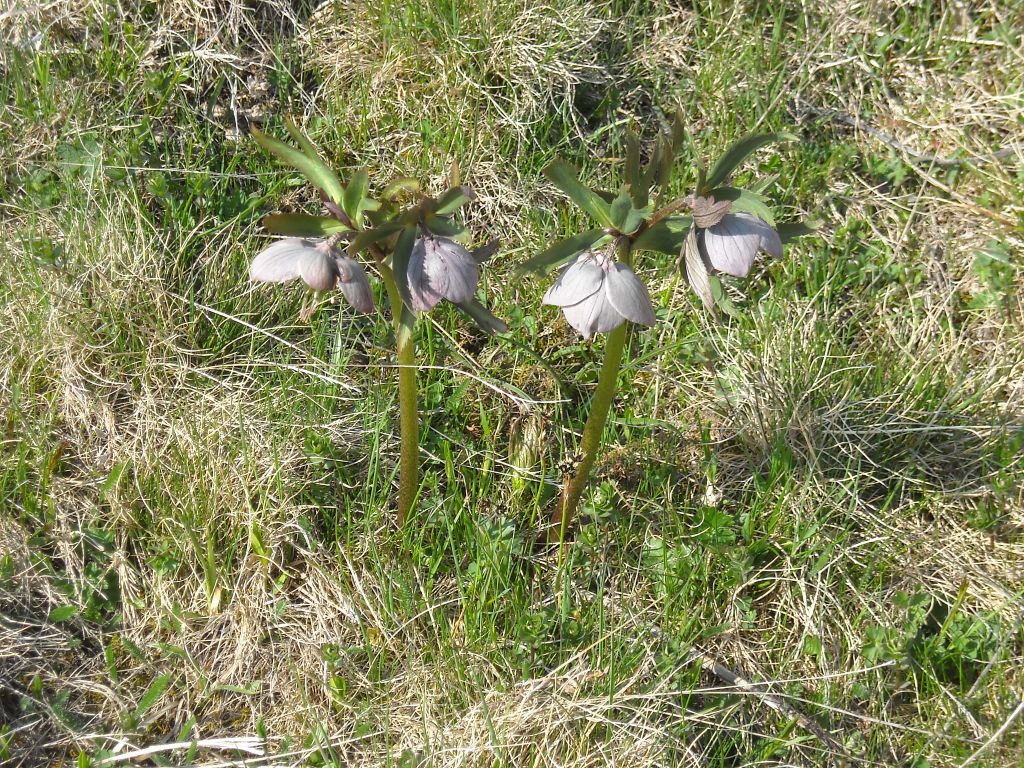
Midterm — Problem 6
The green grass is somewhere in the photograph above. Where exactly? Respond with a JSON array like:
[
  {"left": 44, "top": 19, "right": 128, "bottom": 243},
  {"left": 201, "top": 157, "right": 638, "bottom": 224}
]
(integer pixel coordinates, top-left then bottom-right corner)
[{"left": 2, "top": 1, "right": 1023, "bottom": 766}]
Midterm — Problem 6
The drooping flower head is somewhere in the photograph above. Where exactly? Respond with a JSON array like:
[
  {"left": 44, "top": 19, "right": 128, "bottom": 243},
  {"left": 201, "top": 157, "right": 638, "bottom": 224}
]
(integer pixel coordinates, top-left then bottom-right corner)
[
  {"left": 682, "top": 195, "right": 782, "bottom": 309},
  {"left": 406, "top": 234, "right": 480, "bottom": 312},
  {"left": 249, "top": 237, "right": 375, "bottom": 313},
  {"left": 543, "top": 249, "right": 656, "bottom": 339}
]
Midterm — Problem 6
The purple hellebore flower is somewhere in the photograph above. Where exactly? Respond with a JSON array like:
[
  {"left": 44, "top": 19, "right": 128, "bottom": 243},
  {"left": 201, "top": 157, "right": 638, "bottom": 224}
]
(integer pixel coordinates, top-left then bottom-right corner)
[
  {"left": 406, "top": 234, "right": 479, "bottom": 312},
  {"left": 699, "top": 212, "right": 782, "bottom": 278},
  {"left": 682, "top": 195, "right": 783, "bottom": 310},
  {"left": 543, "top": 250, "right": 656, "bottom": 339},
  {"left": 249, "top": 237, "right": 375, "bottom": 314}
]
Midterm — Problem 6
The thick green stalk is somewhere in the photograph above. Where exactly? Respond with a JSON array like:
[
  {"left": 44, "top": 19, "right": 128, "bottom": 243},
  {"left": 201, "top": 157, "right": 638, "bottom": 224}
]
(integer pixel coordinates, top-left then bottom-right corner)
[
  {"left": 380, "top": 265, "right": 419, "bottom": 527},
  {"left": 549, "top": 241, "right": 632, "bottom": 545}
]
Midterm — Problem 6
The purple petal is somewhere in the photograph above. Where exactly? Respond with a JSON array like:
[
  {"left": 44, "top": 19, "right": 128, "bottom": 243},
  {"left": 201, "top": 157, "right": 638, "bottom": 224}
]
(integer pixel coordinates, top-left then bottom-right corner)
[
  {"left": 561, "top": 291, "right": 624, "bottom": 339},
  {"left": 430, "top": 238, "right": 479, "bottom": 305},
  {"left": 298, "top": 248, "right": 340, "bottom": 292},
  {"left": 756, "top": 218, "right": 783, "bottom": 259},
  {"left": 408, "top": 237, "right": 479, "bottom": 311},
  {"left": 249, "top": 238, "right": 321, "bottom": 283},
  {"left": 336, "top": 256, "right": 375, "bottom": 313},
  {"left": 603, "top": 263, "right": 655, "bottom": 326},
  {"left": 681, "top": 225, "right": 714, "bottom": 310},
  {"left": 407, "top": 237, "right": 443, "bottom": 312},
  {"left": 701, "top": 213, "right": 781, "bottom": 277},
  {"left": 542, "top": 253, "right": 604, "bottom": 307}
]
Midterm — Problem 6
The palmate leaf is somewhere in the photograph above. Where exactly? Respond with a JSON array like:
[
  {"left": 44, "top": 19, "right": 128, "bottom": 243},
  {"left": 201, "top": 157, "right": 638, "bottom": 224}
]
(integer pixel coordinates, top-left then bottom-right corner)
[
  {"left": 516, "top": 229, "right": 612, "bottom": 276},
  {"left": 670, "top": 109, "right": 687, "bottom": 155},
  {"left": 704, "top": 132, "right": 797, "bottom": 191},
  {"left": 632, "top": 215, "right": 692, "bottom": 255},
  {"left": 610, "top": 189, "right": 632, "bottom": 230},
  {"left": 639, "top": 136, "right": 665, "bottom": 194},
  {"left": 252, "top": 128, "right": 346, "bottom": 205},
  {"left": 709, "top": 186, "right": 776, "bottom": 226},
  {"left": 544, "top": 160, "right": 613, "bottom": 227},
  {"left": 263, "top": 213, "right": 350, "bottom": 237}
]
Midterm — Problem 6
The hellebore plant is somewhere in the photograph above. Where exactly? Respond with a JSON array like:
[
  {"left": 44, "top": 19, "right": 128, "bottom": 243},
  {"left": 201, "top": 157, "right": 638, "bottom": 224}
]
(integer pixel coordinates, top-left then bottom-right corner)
[
  {"left": 522, "top": 116, "right": 815, "bottom": 546},
  {"left": 248, "top": 120, "right": 506, "bottom": 527}
]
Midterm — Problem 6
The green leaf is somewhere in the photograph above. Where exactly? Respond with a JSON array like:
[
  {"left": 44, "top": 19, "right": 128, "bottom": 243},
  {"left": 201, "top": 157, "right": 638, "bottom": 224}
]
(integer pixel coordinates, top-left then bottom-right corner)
[
  {"left": 632, "top": 215, "right": 692, "bottom": 255},
  {"left": 456, "top": 299, "right": 508, "bottom": 335},
  {"left": 621, "top": 204, "right": 651, "bottom": 236},
  {"left": 284, "top": 117, "right": 321, "bottom": 163},
  {"left": 609, "top": 187, "right": 651, "bottom": 235},
  {"left": 610, "top": 188, "right": 632, "bottom": 231},
  {"left": 656, "top": 134, "right": 675, "bottom": 189},
  {"left": 263, "top": 213, "right": 349, "bottom": 237},
  {"left": 252, "top": 128, "right": 346, "bottom": 205},
  {"left": 344, "top": 168, "right": 369, "bottom": 222},
  {"left": 710, "top": 275, "right": 742, "bottom": 318},
  {"left": 348, "top": 222, "right": 404, "bottom": 255},
  {"left": 777, "top": 219, "right": 821, "bottom": 243},
  {"left": 135, "top": 673, "right": 172, "bottom": 721},
  {"left": 709, "top": 186, "right": 775, "bottom": 226},
  {"left": 424, "top": 216, "right": 468, "bottom": 239},
  {"left": 99, "top": 461, "right": 127, "bottom": 497},
  {"left": 544, "top": 160, "right": 613, "bottom": 226},
  {"left": 625, "top": 131, "right": 644, "bottom": 206},
  {"left": 434, "top": 185, "right": 476, "bottom": 215},
  {"left": 390, "top": 226, "right": 417, "bottom": 310},
  {"left": 671, "top": 109, "right": 687, "bottom": 155},
  {"left": 640, "top": 137, "right": 665, "bottom": 193},
  {"left": 516, "top": 229, "right": 612, "bottom": 275},
  {"left": 48, "top": 605, "right": 78, "bottom": 623},
  {"left": 704, "top": 132, "right": 797, "bottom": 191},
  {"left": 381, "top": 177, "right": 420, "bottom": 200}
]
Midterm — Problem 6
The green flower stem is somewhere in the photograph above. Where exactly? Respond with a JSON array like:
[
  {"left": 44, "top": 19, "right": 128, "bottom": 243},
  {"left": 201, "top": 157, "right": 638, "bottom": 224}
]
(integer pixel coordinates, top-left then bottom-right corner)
[
  {"left": 379, "top": 264, "right": 418, "bottom": 528},
  {"left": 549, "top": 240, "right": 633, "bottom": 545}
]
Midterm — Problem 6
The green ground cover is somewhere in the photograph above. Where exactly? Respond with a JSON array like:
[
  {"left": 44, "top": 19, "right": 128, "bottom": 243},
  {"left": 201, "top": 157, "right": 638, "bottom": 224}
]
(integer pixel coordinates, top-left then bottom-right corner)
[{"left": 1, "top": 1, "right": 1022, "bottom": 765}]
